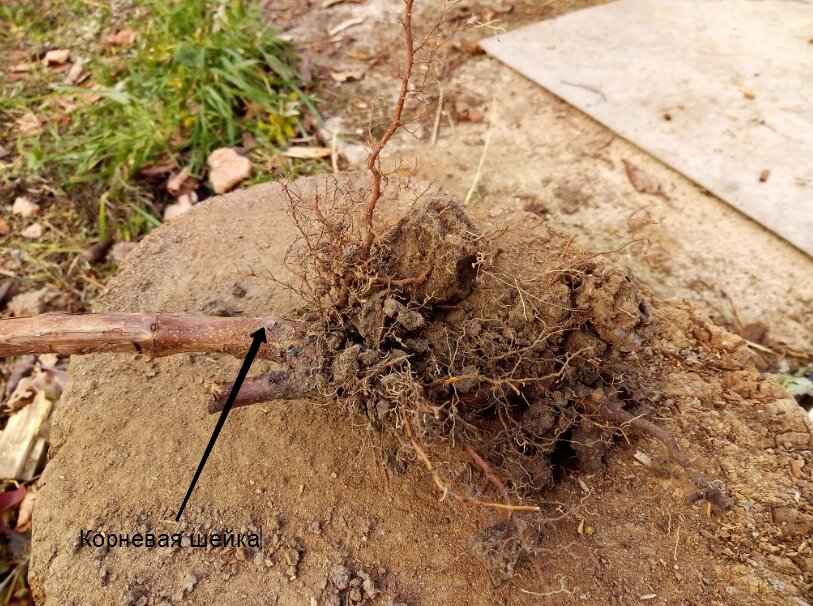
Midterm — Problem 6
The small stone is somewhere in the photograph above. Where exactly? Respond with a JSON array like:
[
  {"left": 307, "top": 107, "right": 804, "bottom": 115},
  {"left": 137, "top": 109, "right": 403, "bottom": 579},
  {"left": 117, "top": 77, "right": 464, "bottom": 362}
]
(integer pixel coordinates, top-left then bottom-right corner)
[
  {"left": 44, "top": 49, "right": 71, "bottom": 65},
  {"left": 21, "top": 222, "right": 43, "bottom": 239},
  {"left": 182, "top": 572, "right": 198, "bottom": 594},
  {"left": 207, "top": 147, "right": 252, "bottom": 194},
  {"left": 348, "top": 586, "right": 363, "bottom": 603},
  {"left": 12, "top": 196, "right": 40, "bottom": 218},
  {"left": 0, "top": 219, "right": 9, "bottom": 236},
  {"left": 329, "top": 564, "right": 351, "bottom": 590}
]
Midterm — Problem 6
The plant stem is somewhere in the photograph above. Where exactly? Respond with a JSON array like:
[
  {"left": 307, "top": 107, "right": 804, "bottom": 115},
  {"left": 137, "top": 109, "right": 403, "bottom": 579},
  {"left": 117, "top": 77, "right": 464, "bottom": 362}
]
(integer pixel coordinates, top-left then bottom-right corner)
[{"left": 0, "top": 313, "right": 307, "bottom": 361}]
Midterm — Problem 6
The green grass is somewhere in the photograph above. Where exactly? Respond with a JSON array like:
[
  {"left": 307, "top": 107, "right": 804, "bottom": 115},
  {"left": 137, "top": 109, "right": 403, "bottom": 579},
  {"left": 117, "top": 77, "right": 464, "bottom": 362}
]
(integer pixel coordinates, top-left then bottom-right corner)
[{"left": 2, "top": 0, "right": 318, "bottom": 239}]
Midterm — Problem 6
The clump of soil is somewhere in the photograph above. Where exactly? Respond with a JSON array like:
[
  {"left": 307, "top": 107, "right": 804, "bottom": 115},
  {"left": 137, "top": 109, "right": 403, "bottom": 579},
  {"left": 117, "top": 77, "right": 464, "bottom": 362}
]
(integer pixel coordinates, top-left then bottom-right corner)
[{"left": 282, "top": 183, "right": 731, "bottom": 577}]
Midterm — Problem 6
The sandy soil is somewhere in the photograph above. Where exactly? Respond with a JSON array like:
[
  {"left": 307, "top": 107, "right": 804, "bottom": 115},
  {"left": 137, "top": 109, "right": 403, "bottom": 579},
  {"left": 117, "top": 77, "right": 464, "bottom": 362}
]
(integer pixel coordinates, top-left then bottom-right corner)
[{"left": 29, "top": 176, "right": 812, "bottom": 605}]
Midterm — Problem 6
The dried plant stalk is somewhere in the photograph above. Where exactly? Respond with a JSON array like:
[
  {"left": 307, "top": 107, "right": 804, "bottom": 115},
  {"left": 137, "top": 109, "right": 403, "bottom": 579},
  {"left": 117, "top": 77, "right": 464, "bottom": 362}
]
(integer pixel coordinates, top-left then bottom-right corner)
[{"left": 0, "top": 313, "right": 308, "bottom": 361}]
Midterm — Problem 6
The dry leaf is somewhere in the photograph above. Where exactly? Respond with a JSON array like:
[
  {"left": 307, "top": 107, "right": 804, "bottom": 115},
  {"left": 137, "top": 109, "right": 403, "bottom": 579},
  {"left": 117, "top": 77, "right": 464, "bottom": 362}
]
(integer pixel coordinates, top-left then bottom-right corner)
[
  {"left": 9, "top": 63, "right": 32, "bottom": 73},
  {"left": 138, "top": 158, "right": 176, "bottom": 177},
  {"left": 64, "top": 63, "right": 89, "bottom": 86},
  {"left": 454, "top": 100, "right": 484, "bottom": 123},
  {"left": 15, "top": 485, "right": 37, "bottom": 533},
  {"left": 15, "top": 113, "right": 44, "bottom": 136},
  {"left": 21, "top": 223, "right": 43, "bottom": 239},
  {"left": 12, "top": 196, "right": 40, "bottom": 218},
  {"left": 330, "top": 70, "right": 364, "bottom": 83},
  {"left": 789, "top": 458, "right": 804, "bottom": 479},
  {"left": 459, "top": 37, "right": 485, "bottom": 55},
  {"left": 207, "top": 147, "right": 252, "bottom": 194},
  {"left": 43, "top": 49, "right": 71, "bottom": 65},
  {"left": 242, "top": 131, "right": 258, "bottom": 150},
  {"left": 282, "top": 146, "right": 332, "bottom": 160},
  {"left": 622, "top": 159, "right": 662, "bottom": 195},
  {"left": 55, "top": 96, "right": 81, "bottom": 114},
  {"left": 111, "top": 242, "right": 138, "bottom": 264},
  {"left": 0, "top": 219, "right": 10, "bottom": 237},
  {"left": 108, "top": 29, "right": 138, "bottom": 46}
]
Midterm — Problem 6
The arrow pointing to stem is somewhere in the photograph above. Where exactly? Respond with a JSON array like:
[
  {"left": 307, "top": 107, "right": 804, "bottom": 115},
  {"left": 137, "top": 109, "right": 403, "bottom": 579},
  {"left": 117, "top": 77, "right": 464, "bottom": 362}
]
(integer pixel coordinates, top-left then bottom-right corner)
[{"left": 175, "top": 327, "right": 267, "bottom": 521}]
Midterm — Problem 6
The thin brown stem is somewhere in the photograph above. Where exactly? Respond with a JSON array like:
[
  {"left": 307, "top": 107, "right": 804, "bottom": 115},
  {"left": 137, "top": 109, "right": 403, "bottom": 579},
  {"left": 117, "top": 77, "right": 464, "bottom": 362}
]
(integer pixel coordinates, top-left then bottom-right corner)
[
  {"left": 360, "top": 0, "right": 416, "bottom": 260},
  {"left": 209, "top": 370, "right": 319, "bottom": 413},
  {"left": 0, "top": 313, "right": 307, "bottom": 361}
]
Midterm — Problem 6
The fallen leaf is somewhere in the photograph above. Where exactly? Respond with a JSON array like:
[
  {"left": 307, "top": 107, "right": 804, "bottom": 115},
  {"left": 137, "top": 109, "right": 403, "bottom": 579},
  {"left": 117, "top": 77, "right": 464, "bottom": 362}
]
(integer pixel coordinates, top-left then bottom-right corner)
[
  {"left": 789, "top": 458, "right": 804, "bottom": 479},
  {"left": 55, "top": 96, "right": 81, "bottom": 114},
  {"left": 43, "top": 49, "right": 70, "bottom": 65},
  {"left": 4, "top": 356, "right": 36, "bottom": 399},
  {"left": 242, "top": 131, "right": 258, "bottom": 150},
  {"left": 328, "top": 17, "right": 366, "bottom": 37},
  {"left": 12, "top": 197, "right": 40, "bottom": 218},
  {"left": 20, "top": 223, "right": 43, "bottom": 239},
  {"left": 137, "top": 158, "right": 176, "bottom": 177},
  {"left": 82, "top": 235, "right": 114, "bottom": 264},
  {"left": 622, "top": 159, "right": 662, "bottom": 195},
  {"left": 458, "top": 37, "right": 485, "bottom": 55},
  {"left": 7, "top": 287, "right": 70, "bottom": 316},
  {"left": 6, "top": 375, "right": 37, "bottom": 411},
  {"left": 454, "top": 100, "right": 484, "bottom": 123},
  {"left": 282, "top": 146, "right": 332, "bottom": 160},
  {"left": 15, "top": 485, "right": 37, "bottom": 532},
  {"left": 0, "top": 219, "right": 9, "bottom": 236},
  {"left": 330, "top": 70, "right": 364, "bottom": 83},
  {"left": 111, "top": 241, "right": 138, "bottom": 264},
  {"left": 64, "top": 63, "right": 89, "bottom": 86},
  {"left": 15, "top": 113, "right": 43, "bottom": 136},
  {"left": 0, "top": 486, "right": 26, "bottom": 515},
  {"left": 9, "top": 63, "right": 32, "bottom": 73},
  {"left": 106, "top": 29, "right": 138, "bottom": 46},
  {"left": 207, "top": 147, "right": 252, "bottom": 194}
]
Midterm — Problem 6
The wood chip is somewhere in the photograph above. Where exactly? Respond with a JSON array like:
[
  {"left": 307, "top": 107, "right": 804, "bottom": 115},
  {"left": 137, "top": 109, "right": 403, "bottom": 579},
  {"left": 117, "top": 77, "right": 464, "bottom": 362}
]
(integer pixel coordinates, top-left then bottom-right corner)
[
  {"left": 328, "top": 17, "right": 366, "bottom": 37},
  {"left": 622, "top": 159, "right": 663, "bottom": 195},
  {"left": 282, "top": 146, "right": 332, "bottom": 160},
  {"left": 633, "top": 450, "right": 653, "bottom": 466},
  {"left": 0, "top": 391, "right": 53, "bottom": 480},
  {"left": 330, "top": 70, "right": 364, "bottom": 83}
]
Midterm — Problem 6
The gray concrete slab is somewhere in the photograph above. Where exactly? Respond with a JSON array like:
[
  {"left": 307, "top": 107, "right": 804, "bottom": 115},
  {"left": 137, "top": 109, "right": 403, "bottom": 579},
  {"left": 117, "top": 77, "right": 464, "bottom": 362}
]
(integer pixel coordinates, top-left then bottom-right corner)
[{"left": 481, "top": 0, "right": 813, "bottom": 256}]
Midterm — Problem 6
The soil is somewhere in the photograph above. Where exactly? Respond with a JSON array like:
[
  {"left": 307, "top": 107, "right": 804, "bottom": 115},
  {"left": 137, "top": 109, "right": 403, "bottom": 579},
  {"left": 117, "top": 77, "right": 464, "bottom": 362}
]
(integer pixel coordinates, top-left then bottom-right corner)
[
  {"left": 276, "top": 0, "right": 813, "bottom": 356},
  {"left": 29, "top": 175, "right": 812, "bottom": 605}
]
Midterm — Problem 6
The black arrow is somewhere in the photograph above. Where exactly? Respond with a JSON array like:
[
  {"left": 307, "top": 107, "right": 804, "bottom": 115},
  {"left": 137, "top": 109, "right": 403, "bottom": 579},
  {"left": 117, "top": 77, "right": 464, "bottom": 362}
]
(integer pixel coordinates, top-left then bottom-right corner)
[{"left": 175, "top": 327, "right": 267, "bottom": 521}]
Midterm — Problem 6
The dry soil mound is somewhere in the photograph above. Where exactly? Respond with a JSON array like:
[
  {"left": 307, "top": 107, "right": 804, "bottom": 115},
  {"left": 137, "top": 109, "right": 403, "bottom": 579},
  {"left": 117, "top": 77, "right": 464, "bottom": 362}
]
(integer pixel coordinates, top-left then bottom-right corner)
[{"left": 30, "top": 175, "right": 812, "bottom": 606}]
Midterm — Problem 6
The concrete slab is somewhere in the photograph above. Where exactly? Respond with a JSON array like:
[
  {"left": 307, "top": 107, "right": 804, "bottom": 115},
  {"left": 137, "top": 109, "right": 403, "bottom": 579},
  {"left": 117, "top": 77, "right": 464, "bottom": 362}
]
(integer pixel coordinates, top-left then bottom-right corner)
[{"left": 480, "top": 0, "right": 813, "bottom": 256}]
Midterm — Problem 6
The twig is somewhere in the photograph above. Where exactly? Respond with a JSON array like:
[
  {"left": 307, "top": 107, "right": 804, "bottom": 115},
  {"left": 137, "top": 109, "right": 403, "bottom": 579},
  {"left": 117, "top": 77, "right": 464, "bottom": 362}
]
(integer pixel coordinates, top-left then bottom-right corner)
[
  {"left": 464, "top": 101, "right": 495, "bottom": 205},
  {"left": 0, "top": 313, "right": 307, "bottom": 360},
  {"left": 431, "top": 86, "right": 444, "bottom": 145}
]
